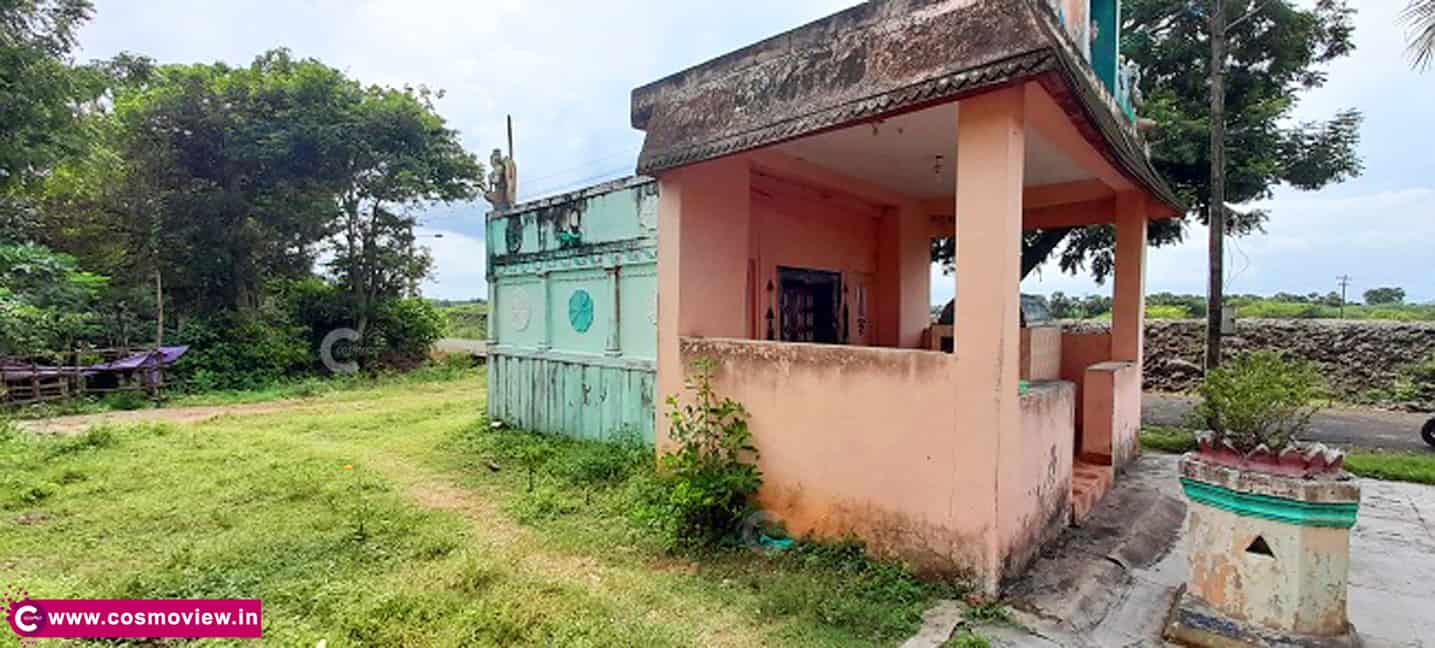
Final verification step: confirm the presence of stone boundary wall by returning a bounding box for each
[1065,319,1435,411]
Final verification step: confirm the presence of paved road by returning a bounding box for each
[434,338,488,355]
[1144,392,1434,452]
[996,453,1435,647]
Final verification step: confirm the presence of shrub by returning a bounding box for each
[173,311,310,391]
[366,298,448,369]
[1193,352,1324,452]
[638,358,762,548]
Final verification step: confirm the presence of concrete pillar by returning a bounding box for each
[486,274,498,345]
[655,157,752,450]
[1111,191,1147,367]
[876,208,901,348]
[898,202,931,349]
[605,265,621,356]
[953,88,1025,591]
[536,270,551,351]
[875,202,931,349]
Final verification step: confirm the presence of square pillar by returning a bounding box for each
[1111,191,1147,366]
[876,202,932,348]
[953,88,1025,591]
[655,157,752,451]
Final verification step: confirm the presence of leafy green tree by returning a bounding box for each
[936,1,1362,282]
[77,50,362,314]
[0,0,94,210]
[1364,287,1406,305]
[0,242,107,354]
[326,85,483,336]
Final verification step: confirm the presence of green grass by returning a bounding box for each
[437,301,488,339]
[1140,426,1201,454]
[1140,426,1435,486]
[1343,452,1435,484]
[944,630,993,648]
[1,371,969,646]
[1229,300,1435,321]
[6,356,477,420]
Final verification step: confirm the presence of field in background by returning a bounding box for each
[435,300,488,339]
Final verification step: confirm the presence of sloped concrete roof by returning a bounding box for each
[630,0,1183,214]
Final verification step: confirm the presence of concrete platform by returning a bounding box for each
[991,453,1435,647]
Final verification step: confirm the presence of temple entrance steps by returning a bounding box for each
[1071,458,1114,522]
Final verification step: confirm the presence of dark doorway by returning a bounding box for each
[778,267,841,344]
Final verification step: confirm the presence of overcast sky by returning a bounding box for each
[78,1,1433,304]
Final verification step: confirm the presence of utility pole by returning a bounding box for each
[1205,0,1229,370]
[1336,275,1352,318]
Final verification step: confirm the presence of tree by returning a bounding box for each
[0,0,94,207]
[0,242,108,354]
[1405,1,1435,69]
[934,2,1363,286]
[1363,287,1406,305]
[326,85,483,336]
[91,50,361,314]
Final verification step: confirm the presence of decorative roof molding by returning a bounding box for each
[630,0,1183,214]
[491,175,656,220]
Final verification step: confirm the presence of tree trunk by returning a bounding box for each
[1205,0,1228,370]
[155,269,164,348]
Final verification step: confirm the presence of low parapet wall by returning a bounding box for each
[678,337,1077,589]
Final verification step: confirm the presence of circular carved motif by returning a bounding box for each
[509,287,532,332]
[568,289,594,333]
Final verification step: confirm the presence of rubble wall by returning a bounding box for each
[1065,319,1435,410]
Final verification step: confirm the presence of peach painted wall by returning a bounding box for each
[656,159,752,453]
[1000,381,1076,577]
[1059,0,1091,59]
[1060,330,1112,448]
[679,337,997,577]
[751,178,880,346]
[1020,327,1063,381]
[1081,361,1141,468]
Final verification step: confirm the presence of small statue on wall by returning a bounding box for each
[1120,56,1144,107]
[485,148,518,211]
[484,116,519,211]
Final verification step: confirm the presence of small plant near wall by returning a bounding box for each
[638,357,763,548]
[1192,351,1324,453]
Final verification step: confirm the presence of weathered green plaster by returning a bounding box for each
[1180,478,1359,529]
[487,177,659,442]
[1091,0,1119,95]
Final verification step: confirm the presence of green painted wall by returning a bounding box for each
[1091,0,1120,94]
[486,177,659,443]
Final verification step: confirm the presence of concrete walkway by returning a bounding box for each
[982,454,1435,647]
[1145,392,1433,452]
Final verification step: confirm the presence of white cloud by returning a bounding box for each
[419,229,487,301]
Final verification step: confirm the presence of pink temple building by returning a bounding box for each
[630,0,1182,592]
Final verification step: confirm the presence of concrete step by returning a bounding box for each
[1071,461,1114,523]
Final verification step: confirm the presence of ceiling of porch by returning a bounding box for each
[771,102,1095,200]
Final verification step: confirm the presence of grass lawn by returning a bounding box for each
[1140,425,1435,486]
[8,360,476,420]
[1,370,972,647]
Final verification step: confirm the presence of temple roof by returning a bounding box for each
[630,0,1183,214]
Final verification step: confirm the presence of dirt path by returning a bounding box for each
[17,398,326,435]
[1144,392,1434,452]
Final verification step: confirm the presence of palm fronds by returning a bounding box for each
[1405,0,1435,70]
